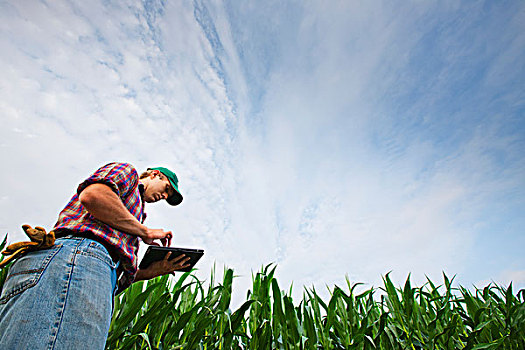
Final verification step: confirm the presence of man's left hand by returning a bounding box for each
[135,252,191,281]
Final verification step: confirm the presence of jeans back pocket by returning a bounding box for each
[0,244,62,304]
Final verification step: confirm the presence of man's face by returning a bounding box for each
[143,171,175,203]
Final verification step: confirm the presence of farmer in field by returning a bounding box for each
[0,162,190,349]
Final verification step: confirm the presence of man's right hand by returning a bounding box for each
[142,228,172,247]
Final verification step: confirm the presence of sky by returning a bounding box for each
[1,0,524,305]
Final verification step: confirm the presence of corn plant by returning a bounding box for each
[0,234,10,294]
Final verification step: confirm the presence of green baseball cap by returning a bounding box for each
[148,167,183,206]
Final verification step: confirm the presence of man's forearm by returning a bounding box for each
[134,269,151,282]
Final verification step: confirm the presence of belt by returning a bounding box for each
[55,230,120,263]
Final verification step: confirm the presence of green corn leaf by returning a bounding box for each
[230,300,255,332]
[117,331,153,350]
[0,234,12,295]
[107,281,165,344]
[185,313,214,349]
[218,268,234,313]
[383,273,402,313]
[165,308,196,343]
[130,293,171,335]
[471,335,507,350]
[364,334,376,349]
[172,270,193,291]
[474,319,492,332]
[0,234,8,251]
[271,278,284,337]
[302,305,318,346]
[284,295,300,345]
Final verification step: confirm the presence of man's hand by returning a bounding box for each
[135,252,191,281]
[141,228,172,247]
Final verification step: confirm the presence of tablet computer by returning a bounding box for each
[139,246,204,272]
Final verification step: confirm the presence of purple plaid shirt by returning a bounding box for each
[54,162,145,290]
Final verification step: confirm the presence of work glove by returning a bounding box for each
[0,225,56,269]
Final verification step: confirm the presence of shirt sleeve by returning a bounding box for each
[77,162,139,200]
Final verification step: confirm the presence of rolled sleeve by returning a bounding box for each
[77,162,139,199]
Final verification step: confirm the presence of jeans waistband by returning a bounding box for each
[55,230,120,263]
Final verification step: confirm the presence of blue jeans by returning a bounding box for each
[0,237,119,349]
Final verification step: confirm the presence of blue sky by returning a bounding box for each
[1,0,524,304]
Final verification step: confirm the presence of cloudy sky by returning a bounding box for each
[1,0,524,304]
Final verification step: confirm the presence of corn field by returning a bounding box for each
[1,237,524,349]
[104,265,524,350]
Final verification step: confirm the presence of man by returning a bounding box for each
[0,162,190,349]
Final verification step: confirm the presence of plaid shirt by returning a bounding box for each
[54,162,146,290]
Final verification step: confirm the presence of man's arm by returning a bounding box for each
[79,183,171,244]
[79,182,189,285]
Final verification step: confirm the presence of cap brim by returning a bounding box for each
[167,191,183,206]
